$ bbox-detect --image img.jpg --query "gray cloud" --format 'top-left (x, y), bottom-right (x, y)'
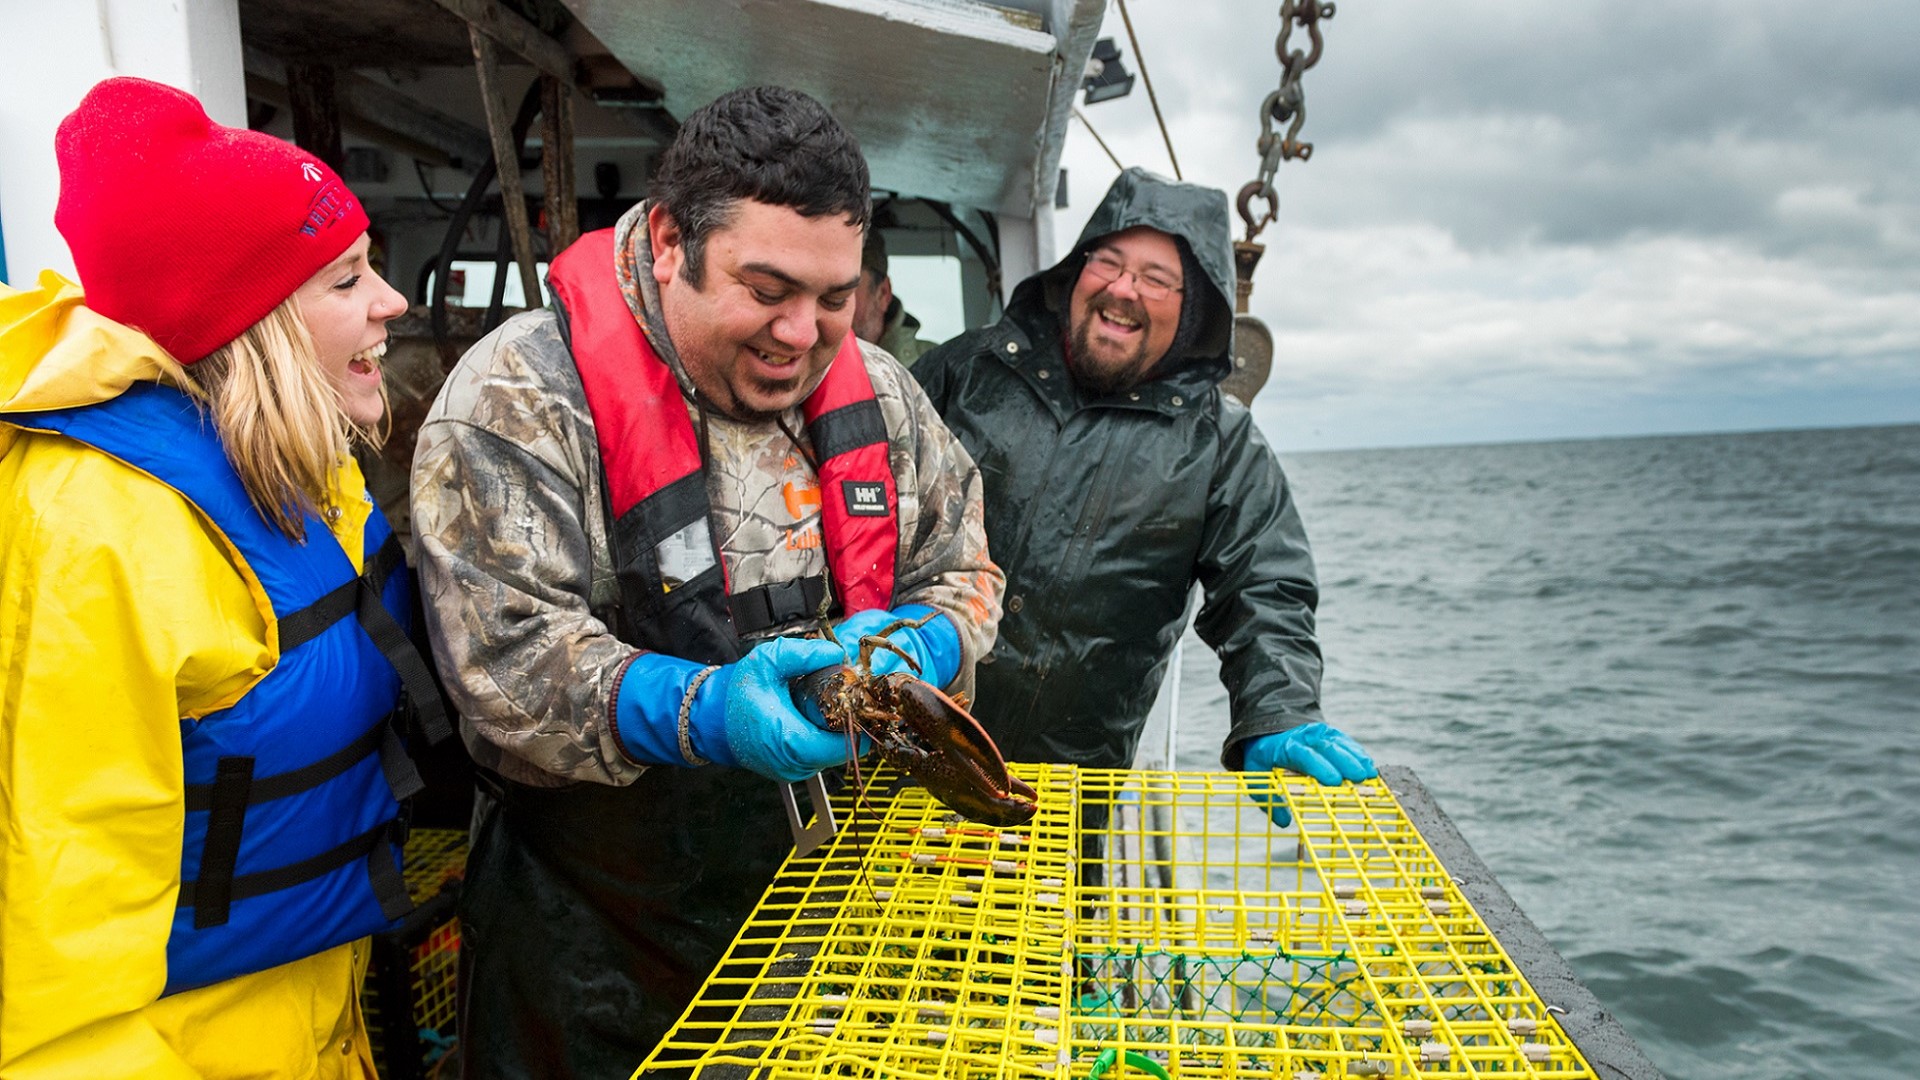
top-left (1307, 2), bottom-right (1920, 142)
top-left (1053, 0), bottom-right (1920, 448)
top-left (1088, 1), bottom-right (1920, 252)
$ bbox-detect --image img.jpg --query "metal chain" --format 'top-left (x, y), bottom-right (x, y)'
top-left (1238, 1), bottom-right (1335, 242)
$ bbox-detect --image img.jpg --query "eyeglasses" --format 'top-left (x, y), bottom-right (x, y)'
top-left (1082, 249), bottom-right (1184, 301)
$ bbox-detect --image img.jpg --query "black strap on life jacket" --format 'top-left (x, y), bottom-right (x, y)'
top-left (180, 533), bottom-right (437, 929)
top-left (182, 749), bottom-right (414, 930)
top-left (182, 723), bottom-right (386, 814)
top-left (728, 573), bottom-right (830, 638)
top-left (177, 819), bottom-right (412, 927)
top-left (278, 534), bottom-right (452, 748)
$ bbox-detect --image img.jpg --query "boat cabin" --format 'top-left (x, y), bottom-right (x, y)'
top-left (2, 0), bottom-right (1104, 538)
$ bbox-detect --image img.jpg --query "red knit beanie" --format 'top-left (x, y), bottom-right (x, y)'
top-left (54, 77), bottom-right (370, 364)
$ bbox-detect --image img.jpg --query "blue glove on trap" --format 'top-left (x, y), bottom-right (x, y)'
top-left (831, 604), bottom-right (962, 688)
top-left (1240, 722), bottom-right (1378, 828)
top-left (614, 636), bottom-right (856, 783)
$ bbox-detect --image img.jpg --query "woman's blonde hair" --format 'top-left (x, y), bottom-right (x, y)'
top-left (161, 298), bottom-right (387, 541)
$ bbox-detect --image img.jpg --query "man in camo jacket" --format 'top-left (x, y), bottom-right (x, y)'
top-left (409, 87), bottom-right (1002, 1076)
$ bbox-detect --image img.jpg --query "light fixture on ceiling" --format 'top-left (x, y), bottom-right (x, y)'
top-left (1082, 38), bottom-right (1135, 105)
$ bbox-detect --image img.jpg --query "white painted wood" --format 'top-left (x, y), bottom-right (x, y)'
top-left (995, 210), bottom-right (1061, 305)
top-left (1034, 0), bottom-right (1104, 217)
top-left (560, 0), bottom-right (1100, 218)
top-left (0, 0), bottom-right (243, 284)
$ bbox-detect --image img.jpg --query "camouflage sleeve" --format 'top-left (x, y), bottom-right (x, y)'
top-left (409, 310), bottom-right (643, 788)
top-left (863, 341), bottom-right (1004, 694)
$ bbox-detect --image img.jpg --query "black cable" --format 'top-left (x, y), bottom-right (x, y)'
top-left (414, 160), bottom-right (458, 216)
top-left (925, 200), bottom-right (1002, 302)
top-left (979, 210), bottom-right (1001, 263)
top-left (1072, 106), bottom-right (1125, 171)
top-left (1116, 0), bottom-right (1182, 179)
top-left (428, 155), bottom-right (495, 360)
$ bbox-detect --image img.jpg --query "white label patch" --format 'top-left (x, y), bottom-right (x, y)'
top-left (843, 481), bottom-right (888, 517)
top-left (655, 517), bottom-right (716, 590)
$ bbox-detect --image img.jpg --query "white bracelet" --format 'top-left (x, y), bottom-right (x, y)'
top-left (677, 665), bottom-right (723, 766)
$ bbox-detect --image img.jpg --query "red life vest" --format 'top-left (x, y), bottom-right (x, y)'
top-left (546, 228), bottom-right (899, 662)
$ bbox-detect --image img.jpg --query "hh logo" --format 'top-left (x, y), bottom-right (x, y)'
top-left (843, 481), bottom-right (888, 517)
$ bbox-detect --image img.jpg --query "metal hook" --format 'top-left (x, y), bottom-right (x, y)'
top-left (1237, 180), bottom-right (1279, 241)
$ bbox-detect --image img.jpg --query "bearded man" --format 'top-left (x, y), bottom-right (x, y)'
top-left (914, 167), bottom-right (1374, 802)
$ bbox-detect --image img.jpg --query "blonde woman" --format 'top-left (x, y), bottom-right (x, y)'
top-left (0, 77), bottom-right (441, 1077)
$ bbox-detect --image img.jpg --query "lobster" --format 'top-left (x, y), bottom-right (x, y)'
top-left (793, 613), bottom-right (1039, 827)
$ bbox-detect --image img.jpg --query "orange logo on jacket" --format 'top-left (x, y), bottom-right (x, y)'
top-left (782, 480), bottom-right (822, 520)
top-left (783, 480), bottom-right (824, 550)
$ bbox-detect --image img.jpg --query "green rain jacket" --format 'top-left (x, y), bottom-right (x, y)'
top-left (916, 167), bottom-right (1325, 770)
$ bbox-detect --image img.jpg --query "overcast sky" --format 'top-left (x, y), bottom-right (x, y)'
top-left (1052, 0), bottom-right (1920, 451)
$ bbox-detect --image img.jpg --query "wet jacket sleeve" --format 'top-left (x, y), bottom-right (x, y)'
top-left (1191, 401), bottom-right (1329, 770)
top-left (0, 455), bottom-right (254, 1078)
top-left (865, 344), bottom-right (1004, 694)
top-left (409, 313), bottom-right (647, 788)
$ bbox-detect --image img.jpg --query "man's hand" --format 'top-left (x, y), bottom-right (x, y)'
top-left (1240, 722), bottom-right (1378, 828)
top-left (717, 637), bottom-right (859, 782)
top-left (615, 638), bottom-right (866, 779)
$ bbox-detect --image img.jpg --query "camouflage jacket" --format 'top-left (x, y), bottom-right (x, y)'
top-left (876, 298), bottom-right (938, 368)
top-left (410, 205), bottom-right (1002, 787)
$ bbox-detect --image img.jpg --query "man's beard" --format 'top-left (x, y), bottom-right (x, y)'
top-left (718, 342), bottom-right (834, 422)
top-left (1068, 298), bottom-right (1153, 397)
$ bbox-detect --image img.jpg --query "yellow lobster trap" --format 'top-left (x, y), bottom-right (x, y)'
top-left (363, 826), bottom-right (466, 1080)
top-left (634, 766), bottom-right (1603, 1079)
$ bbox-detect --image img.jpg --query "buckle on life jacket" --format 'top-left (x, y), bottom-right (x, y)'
top-left (729, 574), bottom-right (830, 636)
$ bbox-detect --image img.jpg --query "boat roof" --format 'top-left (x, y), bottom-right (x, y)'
top-left (236, 0), bottom-right (1104, 217)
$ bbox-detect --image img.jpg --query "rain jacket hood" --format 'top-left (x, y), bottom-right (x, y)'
top-left (1010, 166), bottom-right (1237, 389)
top-left (0, 271), bottom-right (175, 425)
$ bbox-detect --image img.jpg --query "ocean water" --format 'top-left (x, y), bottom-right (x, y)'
top-left (1169, 424), bottom-right (1920, 1079)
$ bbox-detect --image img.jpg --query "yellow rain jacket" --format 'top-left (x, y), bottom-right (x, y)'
top-left (0, 273), bottom-right (379, 1079)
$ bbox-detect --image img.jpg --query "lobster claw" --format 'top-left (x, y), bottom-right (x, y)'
top-left (799, 668), bottom-right (1038, 828)
top-left (875, 676), bottom-right (1038, 827)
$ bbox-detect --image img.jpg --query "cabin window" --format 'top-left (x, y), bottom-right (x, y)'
top-left (424, 261), bottom-right (552, 309)
top-left (886, 254), bottom-right (967, 344)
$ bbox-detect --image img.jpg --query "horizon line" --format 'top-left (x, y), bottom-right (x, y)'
top-left (1273, 417), bottom-right (1920, 456)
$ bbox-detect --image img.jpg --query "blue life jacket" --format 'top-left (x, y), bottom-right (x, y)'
top-left (20, 382), bottom-right (450, 994)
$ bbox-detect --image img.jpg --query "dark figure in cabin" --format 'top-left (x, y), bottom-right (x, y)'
top-left (409, 87), bottom-right (1001, 1075)
top-left (852, 228), bottom-right (941, 367)
top-left (914, 167), bottom-right (1374, 808)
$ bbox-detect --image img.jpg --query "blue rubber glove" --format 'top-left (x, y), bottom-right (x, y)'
top-left (831, 604), bottom-right (962, 688)
top-left (1240, 722), bottom-right (1378, 828)
top-left (721, 637), bottom-right (860, 782)
top-left (613, 637), bottom-right (855, 782)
